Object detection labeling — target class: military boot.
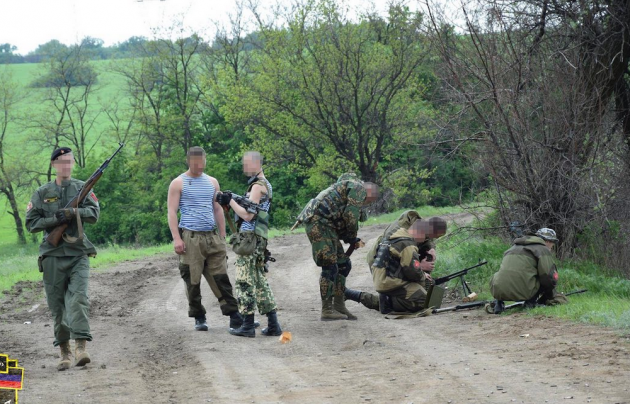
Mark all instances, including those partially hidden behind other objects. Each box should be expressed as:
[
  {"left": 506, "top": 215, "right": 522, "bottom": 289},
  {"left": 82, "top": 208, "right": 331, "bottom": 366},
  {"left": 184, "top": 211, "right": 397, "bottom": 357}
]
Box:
[
  {"left": 195, "top": 316, "right": 209, "bottom": 331},
  {"left": 333, "top": 295, "right": 357, "bottom": 320},
  {"left": 57, "top": 341, "right": 72, "bottom": 371},
  {"left": 333, "top": 275, "right": 357, "bottom": 320},
  {"left": 229, "top": 311, "right": 260, "bottom": 329},
  {"left": 74, "top": 339, "right": 91, "bottom": 367},
  {"left": 379, "top": 293, "right": 393, "bottom": 314},
  {"left": 261, "top": 310, "right": 283, "bottom": 336},
  {"left": 229, "top": 314, "right": 256, "bottom": 338},
  {"left": 344, "top": 288, "right": 363, "bottom": 303},
  {"left": 321, "top": 297, "right": 348, "bottom": 321},
  {"left": 493, "top": 299, "right": 505, "bottom": 314}
]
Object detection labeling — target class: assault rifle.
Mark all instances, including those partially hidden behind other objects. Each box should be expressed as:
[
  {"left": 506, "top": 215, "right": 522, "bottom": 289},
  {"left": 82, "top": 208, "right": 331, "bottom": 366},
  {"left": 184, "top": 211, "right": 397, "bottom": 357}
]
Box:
[
  {"left": 221, "top": 191, "right": 264, "bottom": 214},
  {"left": 423, "top": 260, "right": 488, "bottom": 310},
  {"left": 501, "top": 288, "right": 588, "bottom": 311},
  {"left": 46, "top": 143, "right": 124, "bottom": 247},
  {"left": 434, "top": 289, "right": 589, "bottom": 315}
]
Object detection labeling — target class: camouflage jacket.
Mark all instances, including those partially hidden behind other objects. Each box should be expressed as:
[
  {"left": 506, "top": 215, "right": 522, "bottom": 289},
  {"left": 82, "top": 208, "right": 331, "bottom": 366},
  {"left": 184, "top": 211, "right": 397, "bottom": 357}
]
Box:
[
  {"left": 25, "top": 179, "right": 100, "bottom": 257},
  {"left": 489, "top": 236, "right": 558, "bottom": 301},
  {"left": 296, "top": 173, "right": 368, "bottom": 241}
]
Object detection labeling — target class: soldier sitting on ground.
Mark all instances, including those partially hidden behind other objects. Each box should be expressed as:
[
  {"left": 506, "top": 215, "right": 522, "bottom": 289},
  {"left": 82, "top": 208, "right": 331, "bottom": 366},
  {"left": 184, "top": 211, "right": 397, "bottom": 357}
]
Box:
[
  {"left": 345, "top": 213, "right": 447, "bottom": 314},
  {"left": 490, "top": 227, "right": 568, "bottom": 314}
]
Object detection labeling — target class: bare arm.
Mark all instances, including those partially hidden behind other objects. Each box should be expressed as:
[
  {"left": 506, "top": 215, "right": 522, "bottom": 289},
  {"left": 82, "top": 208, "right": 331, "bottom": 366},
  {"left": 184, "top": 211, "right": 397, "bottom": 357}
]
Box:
[
  {"left": 229, "top": 184, "right": 265, "bottom": 223},
  {"left": 210, "top": 177, "right": 226, "bottom": 238},
  {"left": 167, "top": 177, "right": 185, "bottom": 254}
]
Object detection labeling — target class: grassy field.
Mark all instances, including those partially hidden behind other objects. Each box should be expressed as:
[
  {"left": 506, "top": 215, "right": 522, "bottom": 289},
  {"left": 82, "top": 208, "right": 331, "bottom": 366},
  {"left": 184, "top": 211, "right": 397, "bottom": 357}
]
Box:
[{"left": 0, "top": 60, "right": 131, "bottom": 246}]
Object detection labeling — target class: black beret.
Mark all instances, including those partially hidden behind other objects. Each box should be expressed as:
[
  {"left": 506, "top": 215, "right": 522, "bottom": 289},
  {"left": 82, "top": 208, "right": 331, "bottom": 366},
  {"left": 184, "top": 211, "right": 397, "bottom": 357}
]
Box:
[{"left": 51, "top": 147, "right": 72, "bottom": 161}]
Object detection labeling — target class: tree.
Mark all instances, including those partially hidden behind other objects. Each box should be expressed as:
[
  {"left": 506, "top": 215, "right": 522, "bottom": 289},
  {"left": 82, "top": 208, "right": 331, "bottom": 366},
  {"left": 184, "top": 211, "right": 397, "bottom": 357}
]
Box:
[
  {"left": 31, "top": 43, "right": 103, "bottom": 175},
  {"left": 0, "top": 68, "right": 29, "bottom": 243},
  {"left": 426, "top": 0, "right": 630, "bottom": 255},
  {"left": 224, "top": 0, "right": 432, "bottom": 186}
]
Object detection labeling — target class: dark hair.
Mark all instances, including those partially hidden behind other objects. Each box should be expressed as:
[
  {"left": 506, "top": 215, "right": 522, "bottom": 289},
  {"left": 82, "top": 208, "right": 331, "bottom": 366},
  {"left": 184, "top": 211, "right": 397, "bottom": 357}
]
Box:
[
  {"left": 428, "top": 217, "right": 448, "bottom": 234},
  {"left": 187, "top": 146, "right": 206, "bottom": 158}
]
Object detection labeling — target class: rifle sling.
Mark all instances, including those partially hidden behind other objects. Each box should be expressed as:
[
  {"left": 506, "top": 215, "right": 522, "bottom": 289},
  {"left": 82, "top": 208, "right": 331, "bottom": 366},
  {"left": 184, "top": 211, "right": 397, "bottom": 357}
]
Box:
[{"left": 62, "top": 208, "right": 84, "bottom": 244}]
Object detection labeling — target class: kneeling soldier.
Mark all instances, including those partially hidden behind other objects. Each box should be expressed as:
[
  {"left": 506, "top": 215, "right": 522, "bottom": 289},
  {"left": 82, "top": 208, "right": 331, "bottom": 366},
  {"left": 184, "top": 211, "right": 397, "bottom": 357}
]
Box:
[
  {"left": 345, "top": 213, "right": 446, "bottom": 313},
  {"left": 490, "top": 228, "right": 566, "bottom": 314}
]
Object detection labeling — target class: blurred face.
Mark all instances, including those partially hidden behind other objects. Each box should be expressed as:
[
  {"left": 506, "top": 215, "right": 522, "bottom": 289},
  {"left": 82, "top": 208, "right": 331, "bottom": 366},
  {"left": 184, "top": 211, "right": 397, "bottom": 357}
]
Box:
[
  {"left": 51, "top": 153, "right": 74, "bottom": 178},
  {"left": 409, "top": 221, "right": 429, "bottom": 242},
  {"left": 364, "top": 183, "right": 379, "bottom": 204},
  {"left": 544, "top": 240, "right": 555, "bottom": 251},
  {"left": 243, "top": 155, "right": 261, "bottom": 176},
  {"left": 187, "top": 155, "right": 206, "bottom": 175}
]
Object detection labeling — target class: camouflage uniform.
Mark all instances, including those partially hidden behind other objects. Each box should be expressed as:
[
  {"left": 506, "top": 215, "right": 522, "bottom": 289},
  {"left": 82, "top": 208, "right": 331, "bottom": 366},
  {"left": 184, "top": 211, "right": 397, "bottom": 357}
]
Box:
[
  {"left": 490, "top": 235, "right": 559, "bottom": 304},
  {"left": 25, "top": 179, "right": 100, "bottom": 346},
  {"left": 234, "top": 180, "right": 277, "bottom": 316},
  {"left": 235, "top": 235, "right": 277, "bottom": 315},
  {"left": 353, "top": 211, "right": 435, "bottom": 313},
  {"left": 299, "top": 173, "right": 369, "bottom": 319}
]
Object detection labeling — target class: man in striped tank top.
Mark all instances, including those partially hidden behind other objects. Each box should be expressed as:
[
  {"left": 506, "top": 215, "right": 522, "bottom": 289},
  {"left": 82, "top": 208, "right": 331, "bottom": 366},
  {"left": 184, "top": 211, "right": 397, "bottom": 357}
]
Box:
[
  {"left": 219, "top": 152, "right": 282, "bottom": 338},
  {"left": 167, "top": 147, "right": 250, "bottom": 331}
]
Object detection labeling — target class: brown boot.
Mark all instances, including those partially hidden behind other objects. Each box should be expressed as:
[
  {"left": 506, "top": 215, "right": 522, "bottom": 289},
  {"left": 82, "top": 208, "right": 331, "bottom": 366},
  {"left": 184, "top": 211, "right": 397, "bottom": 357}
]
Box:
[
  {"left": 333, "top": 295, "right": 357, "bottom": 320},
  {"left": 57, "top": 341, "right": 72, "bottom": 371},
  {"left": 321, "top": 297, "right": 348, "bottom": 321},
  {"left": 74, "top": 339, "right": 91, "bottom": 367}
]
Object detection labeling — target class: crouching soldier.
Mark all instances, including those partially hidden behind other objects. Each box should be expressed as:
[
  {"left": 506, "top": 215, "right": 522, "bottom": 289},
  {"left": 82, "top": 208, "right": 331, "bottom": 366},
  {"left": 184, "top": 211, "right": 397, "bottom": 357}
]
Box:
[
  {"left": 490, "top": 228, "right": 567, "bottom": 314},
  {"left": 345, "top": 213, "right": 447, "bottom": 314}
]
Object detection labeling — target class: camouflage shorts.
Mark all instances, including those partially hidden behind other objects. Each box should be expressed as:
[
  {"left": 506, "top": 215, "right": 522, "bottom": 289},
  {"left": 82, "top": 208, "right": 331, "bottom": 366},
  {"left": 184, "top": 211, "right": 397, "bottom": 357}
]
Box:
[{"left": 305, "top": 220, "right": 350, "bottom": 267}]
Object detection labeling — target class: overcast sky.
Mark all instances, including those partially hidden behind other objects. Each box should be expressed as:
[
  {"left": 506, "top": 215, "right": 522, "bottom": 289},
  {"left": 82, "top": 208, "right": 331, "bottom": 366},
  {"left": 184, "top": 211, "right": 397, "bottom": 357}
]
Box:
[{"left": 0, "top": 0, "right": 416, "bottom": 55}]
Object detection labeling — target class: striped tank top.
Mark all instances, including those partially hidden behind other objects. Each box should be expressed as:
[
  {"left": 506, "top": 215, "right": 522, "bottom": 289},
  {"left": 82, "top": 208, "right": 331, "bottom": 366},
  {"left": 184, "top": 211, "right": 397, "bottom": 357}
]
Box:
[
  {"left": 240, "top": 179, "right": 272, "bottom": 232},
  {"left": 178, "top": 173, "right": 216, "bottom": 232}
]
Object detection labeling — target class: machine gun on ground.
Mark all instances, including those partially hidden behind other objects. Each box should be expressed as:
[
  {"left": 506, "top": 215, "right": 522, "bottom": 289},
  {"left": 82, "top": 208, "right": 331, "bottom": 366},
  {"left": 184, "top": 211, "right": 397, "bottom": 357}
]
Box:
[{"left": 423, "top": 260, "right": 488, "bottom": 310}]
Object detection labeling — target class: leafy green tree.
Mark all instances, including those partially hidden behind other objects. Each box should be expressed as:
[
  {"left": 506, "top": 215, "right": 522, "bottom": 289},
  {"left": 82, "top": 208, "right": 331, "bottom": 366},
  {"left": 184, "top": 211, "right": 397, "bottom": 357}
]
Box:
[{"left": 224, "top": 0, "right": 432, "bottom": 185}]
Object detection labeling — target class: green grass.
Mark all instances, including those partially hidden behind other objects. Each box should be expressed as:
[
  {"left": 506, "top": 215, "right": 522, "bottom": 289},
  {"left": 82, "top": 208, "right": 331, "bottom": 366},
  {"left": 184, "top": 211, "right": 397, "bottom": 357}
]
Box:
[
  {"left": 0, "top": 243, "right": 172, "bottom": 293},
  {"left": 433, "top": 229, "right": 630, "bottom": 331},
  {"left": 0, "top": 60, "right": 131, "bottom": 246}
]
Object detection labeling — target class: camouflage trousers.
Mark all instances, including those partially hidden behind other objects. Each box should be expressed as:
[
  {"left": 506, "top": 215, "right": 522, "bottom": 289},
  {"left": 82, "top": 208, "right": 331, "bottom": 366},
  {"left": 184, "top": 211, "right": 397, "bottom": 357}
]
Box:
[
  {"left": 235, "top": 234, "right": 278, "bottom": 315},
  {"left": 305, "top": 220, "right": 350, "bottom": 267},
  {"left": 360, "top": 280, "right": 432, "bottom": 313}
]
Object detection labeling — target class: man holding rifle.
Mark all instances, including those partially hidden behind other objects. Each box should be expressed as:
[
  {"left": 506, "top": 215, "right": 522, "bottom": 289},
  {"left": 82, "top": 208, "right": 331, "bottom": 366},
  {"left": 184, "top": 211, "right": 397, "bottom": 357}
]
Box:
[
  {"left": 25, "top": 147, "right": 100, "bottom": 370},
  {"left": 216, "top": 151, "right": 282, "bottom": 338},
  {"left": 345, "top": 213, "right": 447, "bottom": 314}
]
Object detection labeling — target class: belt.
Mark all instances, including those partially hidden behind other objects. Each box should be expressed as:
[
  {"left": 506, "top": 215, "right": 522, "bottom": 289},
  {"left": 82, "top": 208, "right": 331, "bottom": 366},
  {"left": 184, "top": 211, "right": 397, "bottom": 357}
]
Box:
[{"left": 181, "top": 228, "right": 217, "bottom": 235}]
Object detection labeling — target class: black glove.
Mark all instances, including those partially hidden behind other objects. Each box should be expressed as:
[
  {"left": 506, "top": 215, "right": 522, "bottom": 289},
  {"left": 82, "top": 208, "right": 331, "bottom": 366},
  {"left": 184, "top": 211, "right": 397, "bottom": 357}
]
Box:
[
  {"left": 343, "top": 237, "right": 361, "bottom": 245},
  {"left": 216, "top": 191, "right": 232, "bottom": 206},
  {"left": 55, "top": 208, "right": 75, "bottom": 224}
]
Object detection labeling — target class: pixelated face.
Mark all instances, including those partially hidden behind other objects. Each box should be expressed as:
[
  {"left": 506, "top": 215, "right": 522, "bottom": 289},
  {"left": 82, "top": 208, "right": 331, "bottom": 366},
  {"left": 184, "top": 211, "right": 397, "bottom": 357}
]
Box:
[
  {"left": 364, "top": 183, "right": 379, "bottom": 204},
  {"left": 409, "top": 221, "right": 429, "bottom": 242},
  {"left": 544, "top": 240, "right": 555, "bottom": 251},
  {"left": 187, "top": 155, "right": 206, "bottom": 174},
  {"left": 242, "top": 154, "right": 261, "bottom": 176},
  {"left": 52, "top": 153, "right": 74, "bottom": 177}
]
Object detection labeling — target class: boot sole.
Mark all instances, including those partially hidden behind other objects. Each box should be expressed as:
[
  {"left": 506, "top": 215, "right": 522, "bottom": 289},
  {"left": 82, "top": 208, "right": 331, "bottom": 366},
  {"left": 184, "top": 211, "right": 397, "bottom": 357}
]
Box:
[
  {"left": 229, "top": 332, "right": 255, "bottom": 338},
  {"left": 57, "top": 361, "right": 71, "bottom": 371},
  {"left": 75, "top": 356, "right": 91, "bottom": 367}
]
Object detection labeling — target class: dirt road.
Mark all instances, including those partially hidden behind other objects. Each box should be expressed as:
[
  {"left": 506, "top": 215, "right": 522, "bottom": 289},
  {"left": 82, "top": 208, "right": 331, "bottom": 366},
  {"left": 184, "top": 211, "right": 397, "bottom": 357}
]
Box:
[{"left": 1, "top": 220, "right": 629, "bottom": 404}]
